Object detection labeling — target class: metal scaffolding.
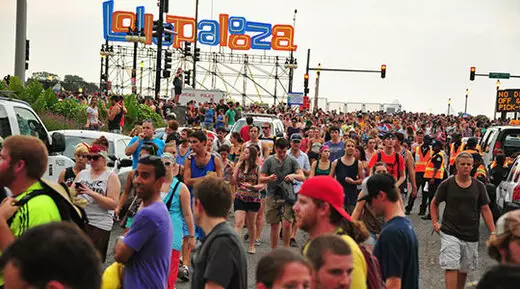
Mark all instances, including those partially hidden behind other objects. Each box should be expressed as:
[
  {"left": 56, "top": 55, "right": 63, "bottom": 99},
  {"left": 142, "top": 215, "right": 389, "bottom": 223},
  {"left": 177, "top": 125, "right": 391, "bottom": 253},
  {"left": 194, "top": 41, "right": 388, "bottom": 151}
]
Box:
[{"left": 100, "top": 43, "right": 293, "bottom": 105}]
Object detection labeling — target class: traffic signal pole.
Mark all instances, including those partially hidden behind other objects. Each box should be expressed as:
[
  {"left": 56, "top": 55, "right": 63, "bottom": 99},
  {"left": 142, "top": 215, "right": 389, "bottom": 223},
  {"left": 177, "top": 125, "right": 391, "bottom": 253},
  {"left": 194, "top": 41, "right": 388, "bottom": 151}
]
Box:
[
  {"left": 154, "top": 0, "right": 165, "bottom": 100},
  {"left": 14, "top": 0, "right": 27, "bottom": 82},
  {"left": 192, "top": 0, "right": 200, "bottom": 88}
]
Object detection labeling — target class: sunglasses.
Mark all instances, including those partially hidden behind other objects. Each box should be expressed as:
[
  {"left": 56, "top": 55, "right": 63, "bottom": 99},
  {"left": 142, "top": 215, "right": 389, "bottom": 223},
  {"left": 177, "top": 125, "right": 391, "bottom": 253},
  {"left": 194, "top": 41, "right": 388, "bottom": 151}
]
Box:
[
  {"left": 87, "top": 155, "right": 101, "bottom": 161},
  {"left": 262, "top": 127, "right": 270, "bottom": 129},
  {"left": 76, "top": 154, "right": 88, "bottom": 158}
]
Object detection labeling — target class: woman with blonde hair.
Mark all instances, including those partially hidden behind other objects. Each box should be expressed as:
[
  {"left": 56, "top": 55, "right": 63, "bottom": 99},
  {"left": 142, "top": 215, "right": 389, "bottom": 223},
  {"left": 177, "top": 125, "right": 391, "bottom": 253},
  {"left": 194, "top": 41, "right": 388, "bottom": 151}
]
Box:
[{"left": 58, "top": 142, "right": 89, "bottom": 187}]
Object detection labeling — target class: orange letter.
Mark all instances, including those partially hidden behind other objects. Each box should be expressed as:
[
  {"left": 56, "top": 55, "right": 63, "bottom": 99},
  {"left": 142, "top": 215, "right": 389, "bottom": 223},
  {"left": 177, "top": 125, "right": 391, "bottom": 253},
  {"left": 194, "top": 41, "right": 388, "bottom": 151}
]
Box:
[
  {"left": 228, "top": 34, "right": 251, "bottom": 50},
  {"left": 112, "top": 11, "right": 136, "bottom": 33},
  {"left": 219, "top": 14, "right": 229, "bottom": 47},
  {"left": 271, "top": 24, "right": 297, "bottom": 51},
  {"left": 166, "top": 15, "right": 196, "bottom": 48},
  {"left": 143, "top": 13, "right": 154, "bottom": 45}
]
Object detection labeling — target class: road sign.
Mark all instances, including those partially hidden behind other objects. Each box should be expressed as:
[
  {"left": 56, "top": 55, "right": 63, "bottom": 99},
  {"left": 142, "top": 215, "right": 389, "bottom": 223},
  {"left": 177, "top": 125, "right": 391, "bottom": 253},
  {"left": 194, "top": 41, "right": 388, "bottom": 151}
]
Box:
[
  {"left": 496, "top": 89, "right": 520, "bottom": 112},
  {"left": 489, "top": 72, "right": 511, "bottom": 79},
  {"left": 288, "top": 92, "right": 304, "bottom": 105}
]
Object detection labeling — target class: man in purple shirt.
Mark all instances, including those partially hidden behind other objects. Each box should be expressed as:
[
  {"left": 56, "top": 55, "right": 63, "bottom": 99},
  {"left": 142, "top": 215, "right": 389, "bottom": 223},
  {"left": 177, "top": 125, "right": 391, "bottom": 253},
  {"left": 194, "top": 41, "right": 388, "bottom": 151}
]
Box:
[{"left": 114, "top": 156, "right": 173, "bottom": 289}]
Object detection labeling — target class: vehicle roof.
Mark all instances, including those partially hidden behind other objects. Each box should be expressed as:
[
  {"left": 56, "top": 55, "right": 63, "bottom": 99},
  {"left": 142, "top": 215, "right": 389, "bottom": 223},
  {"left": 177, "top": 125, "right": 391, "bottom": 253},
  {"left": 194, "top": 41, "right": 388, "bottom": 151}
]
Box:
[
  {"left": 239, "top": 115, "right": 281, "bottom": 122},
  {"left": 0, "top": 95, "right": 30, "bottom": 106},
  {"left": 486, "top": 126, "right": 520, "bottom": 130},
  {"left": 243, "top": 113, "right": 278, "bottom": 118},
  {"left": 50, "top": 130, "right": 132, "bottom": 141}
]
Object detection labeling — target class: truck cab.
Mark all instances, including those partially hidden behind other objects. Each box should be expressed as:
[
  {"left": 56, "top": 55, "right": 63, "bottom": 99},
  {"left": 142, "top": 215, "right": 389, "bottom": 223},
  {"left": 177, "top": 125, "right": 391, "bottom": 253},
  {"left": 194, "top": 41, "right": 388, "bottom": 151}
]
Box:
[{"left": 0, "top": 95, "right": 73, "bottom": 183}]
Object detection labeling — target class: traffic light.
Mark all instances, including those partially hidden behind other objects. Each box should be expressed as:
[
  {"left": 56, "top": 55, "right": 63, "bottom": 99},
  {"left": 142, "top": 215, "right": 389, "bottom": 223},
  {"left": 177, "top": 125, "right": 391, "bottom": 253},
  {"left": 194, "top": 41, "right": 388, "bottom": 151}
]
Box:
[
  {"left": 184, "top": 70, "right": 191, "bottom": 85},
  {"left": 470, "top": 66, "right": 476, "bottom": 81},
  {"left": 152, "top": 20, "right": 161, "bottom": 38},
  {"left": 163, "top": 50, "right": 172, "bottom": 78},
  {"left": 381, "top": 64, "right": 386, "bottom": 79},
  {"left": 194, "top": 47, "right": 201, "bottom": 62},
  {"left": 183, "top": 42, "right": 192, "bottom": 57},
  {"left": 303, "top": 74, "right": 309, "bottom": 95}
]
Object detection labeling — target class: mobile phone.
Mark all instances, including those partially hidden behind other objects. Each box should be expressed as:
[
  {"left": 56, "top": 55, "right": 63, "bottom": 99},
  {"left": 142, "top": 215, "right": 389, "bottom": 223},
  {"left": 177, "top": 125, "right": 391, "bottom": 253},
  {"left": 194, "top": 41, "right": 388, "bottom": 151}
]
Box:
[{"left": 75, "top": 182, "right": 83, "bottom": 190}]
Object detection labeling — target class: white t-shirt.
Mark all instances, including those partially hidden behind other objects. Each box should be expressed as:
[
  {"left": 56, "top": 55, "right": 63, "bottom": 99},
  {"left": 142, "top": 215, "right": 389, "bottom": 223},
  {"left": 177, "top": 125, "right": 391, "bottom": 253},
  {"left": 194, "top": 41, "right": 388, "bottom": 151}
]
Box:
[{"left": 86, "top": 106, "right": 99, "bottom": 125}]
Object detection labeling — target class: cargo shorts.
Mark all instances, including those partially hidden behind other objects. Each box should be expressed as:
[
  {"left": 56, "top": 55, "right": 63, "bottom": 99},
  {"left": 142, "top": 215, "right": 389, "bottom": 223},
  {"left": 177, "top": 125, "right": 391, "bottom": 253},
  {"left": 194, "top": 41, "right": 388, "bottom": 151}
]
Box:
[
  {"left": 439, "top": 232, "right": 478, "bottom": 273},
  {"left": 264, "top": 195, "right": 294, "bottom": 224}
]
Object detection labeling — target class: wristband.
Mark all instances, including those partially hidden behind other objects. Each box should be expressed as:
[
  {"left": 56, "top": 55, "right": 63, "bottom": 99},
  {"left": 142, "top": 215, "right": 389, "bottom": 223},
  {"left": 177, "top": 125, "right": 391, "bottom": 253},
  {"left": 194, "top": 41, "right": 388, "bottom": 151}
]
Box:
[
  {"left": 490, "top": 232, "right": 496, "bottom": 235},
  {"left": 186, "top": 235, "right": 195, "bottom": 238}
]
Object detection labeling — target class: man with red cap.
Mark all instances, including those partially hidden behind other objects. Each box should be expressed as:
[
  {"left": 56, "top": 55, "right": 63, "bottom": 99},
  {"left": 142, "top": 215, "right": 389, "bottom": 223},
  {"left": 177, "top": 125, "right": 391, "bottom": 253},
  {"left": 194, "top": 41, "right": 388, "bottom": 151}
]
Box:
[{"left": 293, "top": 176, "right": 368, "bottom": 289}]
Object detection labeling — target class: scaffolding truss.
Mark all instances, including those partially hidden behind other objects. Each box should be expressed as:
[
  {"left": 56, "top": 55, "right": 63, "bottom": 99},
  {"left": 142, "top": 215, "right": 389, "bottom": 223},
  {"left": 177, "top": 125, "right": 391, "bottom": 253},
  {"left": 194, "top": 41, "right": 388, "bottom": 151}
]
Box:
[{"left": 101, "top": 43, "right": 294, "bottom": 104}]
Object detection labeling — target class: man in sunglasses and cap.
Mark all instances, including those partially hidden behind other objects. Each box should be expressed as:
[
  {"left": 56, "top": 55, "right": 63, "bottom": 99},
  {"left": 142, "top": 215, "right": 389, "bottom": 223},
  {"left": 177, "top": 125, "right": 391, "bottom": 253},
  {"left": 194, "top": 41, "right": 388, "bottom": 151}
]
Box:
[
  {"left": 126, "top": 120, "right": 165, "bottom": 169},
  {"left": 359, "top": 173, "right": 419, "bottom": 289}
]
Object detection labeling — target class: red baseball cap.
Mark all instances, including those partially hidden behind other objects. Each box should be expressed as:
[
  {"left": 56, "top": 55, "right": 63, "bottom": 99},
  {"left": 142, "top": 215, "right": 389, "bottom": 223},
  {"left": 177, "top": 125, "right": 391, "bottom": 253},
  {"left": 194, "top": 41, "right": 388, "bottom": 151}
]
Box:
[{"left": 298, "top": 176, "right": 352, "bottom": 222}]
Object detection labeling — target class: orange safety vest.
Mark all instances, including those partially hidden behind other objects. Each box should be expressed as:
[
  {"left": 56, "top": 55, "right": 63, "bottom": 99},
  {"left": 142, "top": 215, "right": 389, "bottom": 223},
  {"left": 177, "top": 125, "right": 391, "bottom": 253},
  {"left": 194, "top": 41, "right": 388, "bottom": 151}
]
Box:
[
  {"left": 473, "top": 164, "right": 488, "bottom": 180},
  {"left": 415, "top": 146, "right": 432, "bottom": 173},
  {"left": 449, "top": 142, "right": 465, "bottom": 166},
  {"left": 424, "top": 151, "right": 445, "bottom": 179}
]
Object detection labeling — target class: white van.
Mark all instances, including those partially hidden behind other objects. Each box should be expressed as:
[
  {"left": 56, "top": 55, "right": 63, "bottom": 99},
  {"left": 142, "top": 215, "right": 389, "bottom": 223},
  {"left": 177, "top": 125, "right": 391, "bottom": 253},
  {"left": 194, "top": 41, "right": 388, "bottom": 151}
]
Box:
[
  {"left": 479, "top": 125, "right": 520, "bottom": 167},
  {"left": 0, "top": 95, "right": 73, "bottom": 183}
]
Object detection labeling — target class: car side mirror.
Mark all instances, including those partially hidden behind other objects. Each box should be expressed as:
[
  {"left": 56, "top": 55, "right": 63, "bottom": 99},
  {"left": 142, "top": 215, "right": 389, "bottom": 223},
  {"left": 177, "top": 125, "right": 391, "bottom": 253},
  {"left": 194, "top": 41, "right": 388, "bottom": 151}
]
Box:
[
  {"left": 118, "top": 159, "right": 133, "bottom": 168},
  {"left": 50, "top": 132, "right": 66, "bottom": 153}
]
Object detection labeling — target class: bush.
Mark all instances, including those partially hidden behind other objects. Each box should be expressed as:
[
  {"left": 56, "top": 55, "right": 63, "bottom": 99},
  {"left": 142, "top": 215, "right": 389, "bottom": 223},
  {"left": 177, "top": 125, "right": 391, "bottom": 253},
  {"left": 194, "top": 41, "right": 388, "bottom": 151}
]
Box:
[
  {"left": 39, "top": 110, "right": 83, "bottom": 131},
  {"left": 52, "top": 99, "right": 88, "bottom": 125}
]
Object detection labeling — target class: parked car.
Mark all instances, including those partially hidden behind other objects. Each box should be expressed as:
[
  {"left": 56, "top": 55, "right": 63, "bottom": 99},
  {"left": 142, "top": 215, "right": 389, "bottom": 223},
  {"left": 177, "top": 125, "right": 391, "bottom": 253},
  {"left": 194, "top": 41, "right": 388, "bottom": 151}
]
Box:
[
  {"left": 496, "top": 155, "right": 520, "bottom": 215},
  {"left": 0, "top": 95, "right": 70, "bottom": 183},
  {"left": 50, "top": 130, "right": 133, "bottom": 189},
  {"left": 155, "top": 126, "right": 218, "bottom": 142},
  {"left": 225, "top": 113, "right": 285, "bottom": 142},
  {"left": 479, "top": 125, "right": 520, "bottom": 167}
]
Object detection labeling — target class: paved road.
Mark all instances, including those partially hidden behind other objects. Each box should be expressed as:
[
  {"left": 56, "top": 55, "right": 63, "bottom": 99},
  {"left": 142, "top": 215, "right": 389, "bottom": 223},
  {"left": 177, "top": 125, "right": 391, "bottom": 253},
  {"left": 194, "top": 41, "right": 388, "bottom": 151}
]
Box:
[{"left": 105, "top": 200, "right": 496, "bottom": 289}]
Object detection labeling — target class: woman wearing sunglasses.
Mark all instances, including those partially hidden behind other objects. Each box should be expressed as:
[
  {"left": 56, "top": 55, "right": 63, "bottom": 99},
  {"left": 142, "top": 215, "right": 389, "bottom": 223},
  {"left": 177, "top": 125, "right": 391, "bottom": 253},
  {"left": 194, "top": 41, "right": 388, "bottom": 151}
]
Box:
[
  {"left": 160, "top": 152, "right": 195, "bottom": 289},
  {"left": 58, "top": 142, "right": 89, "bottom": 187},
  {"left": 73, "top": 137, "right": 121, "bottom": 262}
]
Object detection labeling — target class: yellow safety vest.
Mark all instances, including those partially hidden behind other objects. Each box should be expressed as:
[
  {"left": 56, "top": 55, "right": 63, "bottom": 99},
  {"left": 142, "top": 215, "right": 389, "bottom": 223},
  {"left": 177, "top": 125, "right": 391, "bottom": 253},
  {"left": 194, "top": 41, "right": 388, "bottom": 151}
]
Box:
[
  {"left": 415, "top": 146, "right": 432, "bottom": 173},
  {"left": 449, "top": 142, "right": 465, "bottom": 166}
]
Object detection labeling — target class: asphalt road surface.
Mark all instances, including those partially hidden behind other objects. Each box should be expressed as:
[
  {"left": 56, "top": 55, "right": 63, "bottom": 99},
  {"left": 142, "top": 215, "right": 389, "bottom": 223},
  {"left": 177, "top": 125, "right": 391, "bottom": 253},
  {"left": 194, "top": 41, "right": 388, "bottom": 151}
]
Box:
[{"left": 105, "top": 199, "right": 496, "bottom": 289}]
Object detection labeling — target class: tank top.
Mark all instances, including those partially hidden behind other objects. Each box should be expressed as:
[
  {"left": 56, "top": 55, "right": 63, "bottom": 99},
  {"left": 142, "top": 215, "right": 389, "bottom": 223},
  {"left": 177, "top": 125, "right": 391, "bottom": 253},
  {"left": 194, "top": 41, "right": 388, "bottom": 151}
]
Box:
[
  {"left": 108, "top": 106, "right": 123, "bottom": 131},
  {"left": 260, "top": 136, "right": 275, "bottom": 154},
  {"left": 162, "top": 178, "right": 184, "bottom": 251},
  {"left": 189, "top": 154, "right": 216, "bottom": 190},
  {"left": 76, "top": 169, "right": 113, "bottom": 231},
  {"left": 334, "top": 158, "right": 359, "bottom": 207},
  {"left": 176, "top": 146, "right": 192, "bottom": 166},
  {"left": 63, "top": 167, "right": 76, "bottom": 187},
  {"left": 314, "top": 159, "right": 332, "bottom": 176}
]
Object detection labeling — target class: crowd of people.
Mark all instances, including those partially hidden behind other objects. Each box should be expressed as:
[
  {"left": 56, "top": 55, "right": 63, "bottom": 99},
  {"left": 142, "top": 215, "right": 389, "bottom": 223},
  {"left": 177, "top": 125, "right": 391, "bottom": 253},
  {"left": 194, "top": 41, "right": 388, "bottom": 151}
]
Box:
[{"left": 0, "top": 95, "right": 519, "bottom": 289}]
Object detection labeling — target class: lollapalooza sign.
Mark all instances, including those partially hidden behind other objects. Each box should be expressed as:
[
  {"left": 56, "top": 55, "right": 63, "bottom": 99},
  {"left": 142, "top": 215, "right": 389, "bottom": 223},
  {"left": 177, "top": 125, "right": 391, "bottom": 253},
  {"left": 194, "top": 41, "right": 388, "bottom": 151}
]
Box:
[{"left": 102, "top": 0, "right": 297, "bottom": 51}]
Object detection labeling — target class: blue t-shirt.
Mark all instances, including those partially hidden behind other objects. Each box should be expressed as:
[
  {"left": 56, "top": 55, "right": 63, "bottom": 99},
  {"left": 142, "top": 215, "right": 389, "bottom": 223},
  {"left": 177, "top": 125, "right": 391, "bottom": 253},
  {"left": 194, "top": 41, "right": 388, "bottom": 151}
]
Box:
[
  {"left": 123, "top": 201, "right": 173, "bottom": 289},
  {"left": 128, "top": 137, "right": 165, "bottom": 169},
  {"left": 373, "top": 216, "right": 419, "bottom": 289},
  {"left": 325, "top": 140, "right": 345, "bottom": 162},
  {"left": 205, "top": 108, "right": 215, "bottom": 125}
]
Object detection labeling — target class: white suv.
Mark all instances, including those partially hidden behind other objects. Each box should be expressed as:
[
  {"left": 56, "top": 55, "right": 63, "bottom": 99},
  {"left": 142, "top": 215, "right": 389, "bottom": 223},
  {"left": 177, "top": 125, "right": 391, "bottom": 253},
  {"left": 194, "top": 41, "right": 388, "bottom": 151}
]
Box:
[{"left": 496, "top": 155, "right": 520, "bottom": 214}]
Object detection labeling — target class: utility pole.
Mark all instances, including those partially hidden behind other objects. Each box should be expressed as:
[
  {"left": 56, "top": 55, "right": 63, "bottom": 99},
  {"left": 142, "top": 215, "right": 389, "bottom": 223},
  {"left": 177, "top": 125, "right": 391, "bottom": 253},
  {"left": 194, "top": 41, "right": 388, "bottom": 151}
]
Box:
[
  {"left": 447, "top": 98, "right": 451, "bottom": 116},
  {"left": 131, "top": 19, "right": 140, "bottom": 95},
  {"left": 154, "top": 0, "right": 165, "bottom": 100},
  {"left": 314, "top": 63, "right": 321, "bottom": 108},
  {"left": 139, "top": 61, "right": 144, "bottom": 95},
  {"left": 495, "top": 80, "right": 500, "bottom": 120},
  {"left": 287, "top": 9, "right": 297, "bottom": 93},
  {"left": 14, "top": 0, "right": 27, "bottom": 82},
  {"left": 464, "top": 89, "right": 468, "bottom": 114},
  {"left": 192, "top": 0, "right": 200, "bottom": 89}
]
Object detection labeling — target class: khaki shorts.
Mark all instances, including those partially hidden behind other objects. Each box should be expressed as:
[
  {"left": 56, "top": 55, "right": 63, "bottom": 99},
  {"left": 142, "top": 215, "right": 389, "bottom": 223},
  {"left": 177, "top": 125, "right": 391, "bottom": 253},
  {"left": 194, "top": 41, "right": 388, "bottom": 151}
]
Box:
[
  {"left": 439, "top": 232, "right": 478, "bottom": 273},
  {"left": 264, "top": 195, "right": 294, "bottom": 224}
]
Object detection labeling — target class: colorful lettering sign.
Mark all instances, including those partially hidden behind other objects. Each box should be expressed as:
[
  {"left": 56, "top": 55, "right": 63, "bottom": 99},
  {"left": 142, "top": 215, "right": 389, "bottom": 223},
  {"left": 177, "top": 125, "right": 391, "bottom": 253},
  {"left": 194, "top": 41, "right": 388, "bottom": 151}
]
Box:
[{"left": 102, "top": 0, "right": 297, "bottom": 51}]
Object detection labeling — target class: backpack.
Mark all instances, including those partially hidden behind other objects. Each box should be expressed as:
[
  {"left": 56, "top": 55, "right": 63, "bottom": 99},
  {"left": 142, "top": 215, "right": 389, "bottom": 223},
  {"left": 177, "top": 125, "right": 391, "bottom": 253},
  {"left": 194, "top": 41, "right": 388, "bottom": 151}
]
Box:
[
  {"left": 8, "top": 179, "right": 88, "bottom": 231},
  {"left": 359, "top": 245, "right": 387, "bottom": 289},
  {"left": 164, "top": 179, "right": 182, "bottom": 211},
  {"left": 377, "top": 152, "right": 401, "bottom": 179}
]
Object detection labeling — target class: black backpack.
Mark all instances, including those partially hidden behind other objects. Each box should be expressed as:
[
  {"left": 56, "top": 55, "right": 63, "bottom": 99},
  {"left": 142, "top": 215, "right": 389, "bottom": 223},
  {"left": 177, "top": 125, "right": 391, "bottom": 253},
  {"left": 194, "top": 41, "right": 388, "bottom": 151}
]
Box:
[
  {"left": 7, "top": 179, "right": 88, "bottom": 231},
  {"left": 377, "top": 152, "right": 401, "bottom": 179}
]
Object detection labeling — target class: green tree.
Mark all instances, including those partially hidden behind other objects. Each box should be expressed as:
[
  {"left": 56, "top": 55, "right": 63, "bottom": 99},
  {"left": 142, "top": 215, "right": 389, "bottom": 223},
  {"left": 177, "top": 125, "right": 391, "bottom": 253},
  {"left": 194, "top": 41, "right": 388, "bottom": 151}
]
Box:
[{"left": 62, "top": 74, "right": 86, "bottom": 92}]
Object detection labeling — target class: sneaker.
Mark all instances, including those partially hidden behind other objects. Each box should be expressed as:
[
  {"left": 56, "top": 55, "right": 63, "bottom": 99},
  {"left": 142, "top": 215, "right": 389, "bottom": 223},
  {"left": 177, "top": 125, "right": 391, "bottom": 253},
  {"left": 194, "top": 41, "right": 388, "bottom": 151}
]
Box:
[
  {"left": 255, "top": 239, "right": 262, "bottom": 246},
  {"left": 405, "top": 210, "right": 411, "bottom": 215},
  {"left": 244, "top": 233, "right": 249, "bottom": 241},
  {"left": 418, "top": 211, "right": 426, "bottom": 216},
  {"left": 290, "top": 238, "right": 298, "bottom": 248},
  {"left": 178, "top": 265, "right": 190, "bottom": 282},
  {"left": 421, "top": 214, "right": 431, "bottom": 220}
]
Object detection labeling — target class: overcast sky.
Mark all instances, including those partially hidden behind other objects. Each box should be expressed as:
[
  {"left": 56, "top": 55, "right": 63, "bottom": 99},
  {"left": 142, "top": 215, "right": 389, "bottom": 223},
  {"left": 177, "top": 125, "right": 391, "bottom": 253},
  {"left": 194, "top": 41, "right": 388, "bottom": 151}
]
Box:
[{"left": 1, "top": 0, "right": 520, "bottom": 116}]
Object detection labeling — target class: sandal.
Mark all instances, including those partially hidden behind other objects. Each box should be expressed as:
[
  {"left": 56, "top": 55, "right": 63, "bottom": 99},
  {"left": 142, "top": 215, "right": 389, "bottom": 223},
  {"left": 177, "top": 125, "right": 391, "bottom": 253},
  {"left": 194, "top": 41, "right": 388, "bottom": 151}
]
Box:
[{"left": 248, "top": 247, "right": 256, "bottom": 254}]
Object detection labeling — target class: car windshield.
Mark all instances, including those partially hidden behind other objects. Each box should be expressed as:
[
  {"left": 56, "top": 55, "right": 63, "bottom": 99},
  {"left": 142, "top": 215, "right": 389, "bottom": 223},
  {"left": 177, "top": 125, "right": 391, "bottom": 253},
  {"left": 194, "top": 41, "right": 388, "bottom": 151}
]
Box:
[
  {"left": 231, "top": 119, "right": 271, "bottom": 135},
  {"left": 62, "top": 136, "right": 115, "bottom": 160},
  {"left": 504, "top": 131, "right": 520, "bottom": 157}
]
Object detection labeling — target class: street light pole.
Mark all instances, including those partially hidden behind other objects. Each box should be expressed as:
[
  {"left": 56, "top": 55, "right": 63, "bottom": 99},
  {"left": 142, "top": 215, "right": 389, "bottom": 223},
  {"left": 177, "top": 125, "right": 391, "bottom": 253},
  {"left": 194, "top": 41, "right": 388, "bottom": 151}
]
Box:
[
  {"left": 192, "top": 0, "right": 200, "bottom": 89},
  {"left": 139, "top": 61, "right": 144, "bottom": 95},
  {"left": 288, "top": 9, "right": 297, "bottom": 93},
  {"left": 131, "top": 19, "right": 139, "bottom": 95},
  {"left": 154, "top": 0, "right": 165, "bottom": 100},
  {"left": 447, "top": 98, "right": 451, "bottom": 115},
  {"left": 495, "top": 80, "right": 501, "bottom": 120},
  {"left": 14, "top": 0, "right": 27, "bottom": 82},
  {"left": 464, "top": 89, "right": 468, "bottom": 114}
]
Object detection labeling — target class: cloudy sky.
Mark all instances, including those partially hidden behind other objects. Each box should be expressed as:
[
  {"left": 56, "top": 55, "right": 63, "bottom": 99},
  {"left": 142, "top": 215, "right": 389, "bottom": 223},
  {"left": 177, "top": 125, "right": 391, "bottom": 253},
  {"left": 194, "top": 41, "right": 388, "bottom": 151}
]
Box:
[{"left": 1, "top": 0, "right": 520, "bottom": 116}]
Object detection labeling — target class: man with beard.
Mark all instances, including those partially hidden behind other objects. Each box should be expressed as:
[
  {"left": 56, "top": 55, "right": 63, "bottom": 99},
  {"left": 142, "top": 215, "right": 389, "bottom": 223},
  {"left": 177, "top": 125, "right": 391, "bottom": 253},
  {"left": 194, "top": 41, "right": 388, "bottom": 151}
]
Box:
[
  {"left": 0, "top": 136, "right": 63, "bottom": 287},
  {"left": 359, "top": 173, "right": 419, "bottom": 289},
  {"left": 177, "top": 128, "right": 193, "bottom": 166},
  {"left": 292, "top": 176, "right": 368, "bottom": 289},
  {"left": 114, "top": 155, "right": 173, "bottom": 289},
  {"left": 306, "top": 234, "right": 354, "bottom": 289}
]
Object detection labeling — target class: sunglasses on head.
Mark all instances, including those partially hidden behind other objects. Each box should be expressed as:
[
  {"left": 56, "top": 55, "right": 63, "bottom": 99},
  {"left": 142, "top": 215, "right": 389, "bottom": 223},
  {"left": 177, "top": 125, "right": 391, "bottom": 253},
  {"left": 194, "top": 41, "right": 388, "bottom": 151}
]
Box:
[
  {"left": 87, "top": 155, "right": 101, "bottom": 161},
  {"left": 163, "top": 161, "right": 172, "bottom": 167}
]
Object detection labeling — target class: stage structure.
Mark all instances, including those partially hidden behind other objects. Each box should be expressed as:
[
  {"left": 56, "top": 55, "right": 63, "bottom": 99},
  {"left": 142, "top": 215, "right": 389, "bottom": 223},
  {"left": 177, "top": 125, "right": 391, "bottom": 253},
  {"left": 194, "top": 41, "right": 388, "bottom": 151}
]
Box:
[{"left": 99, "top": 44, "right": 295, "bottom": 106}]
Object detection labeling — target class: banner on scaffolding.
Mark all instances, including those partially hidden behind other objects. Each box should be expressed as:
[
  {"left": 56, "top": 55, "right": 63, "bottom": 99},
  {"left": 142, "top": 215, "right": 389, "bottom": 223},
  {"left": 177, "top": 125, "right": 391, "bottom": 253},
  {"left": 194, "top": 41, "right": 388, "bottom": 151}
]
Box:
[
  {"left": 102, "top": 0, "right": 297, "bottom": 51},
  {"left": 172, "top": 88, "right": 226, "bottom": 106}
]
